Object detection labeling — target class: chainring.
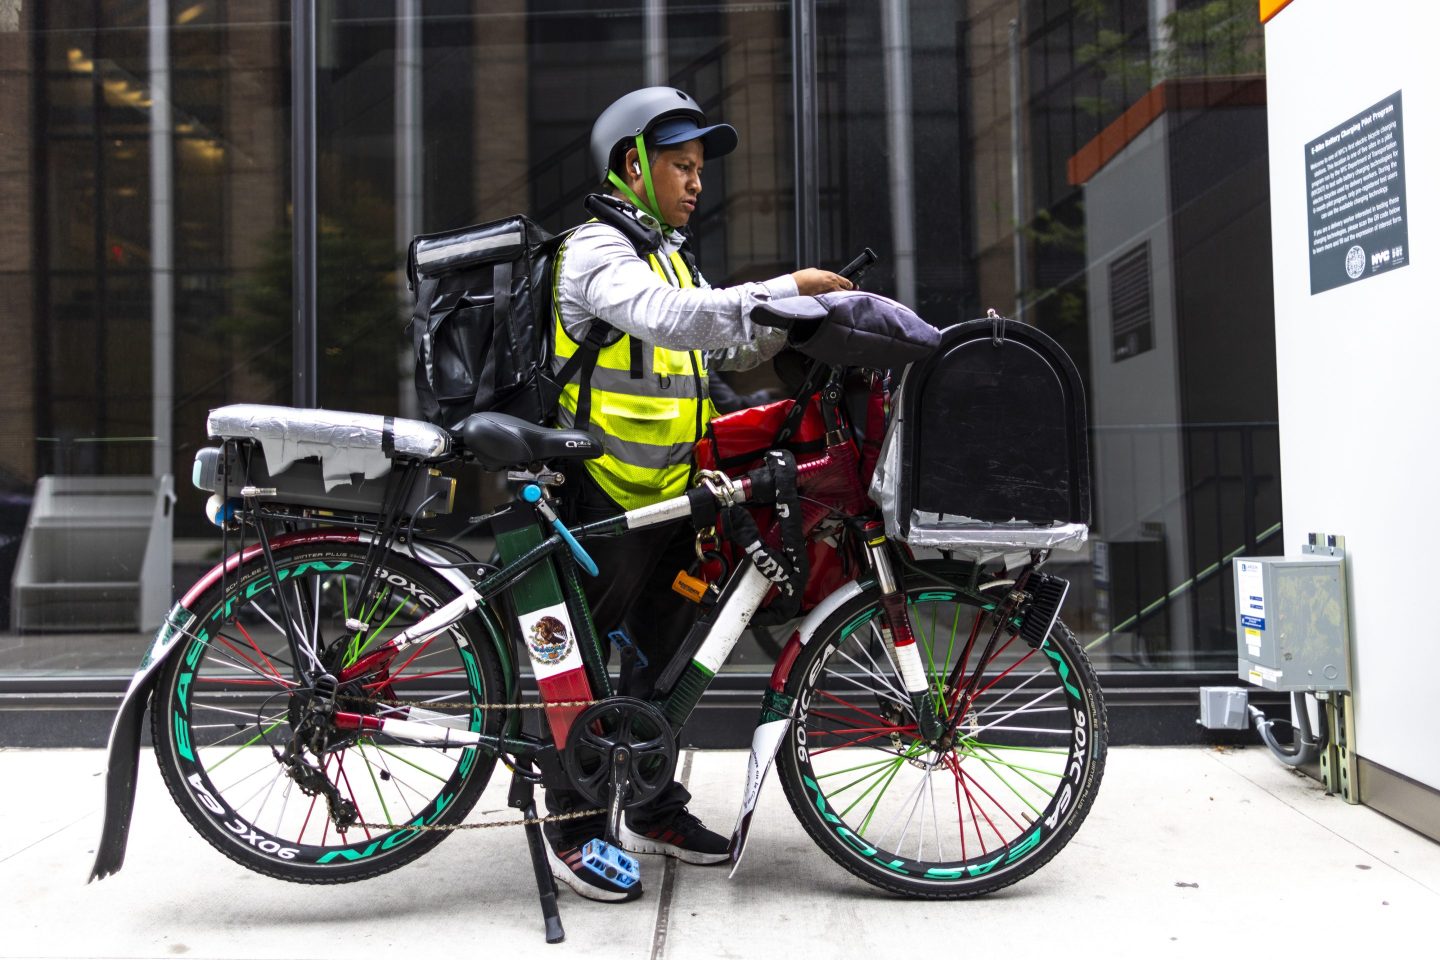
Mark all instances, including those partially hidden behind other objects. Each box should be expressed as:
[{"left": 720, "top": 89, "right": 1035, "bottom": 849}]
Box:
[{"left": 560, "top": 697, "right": 678, "bottom": 807}]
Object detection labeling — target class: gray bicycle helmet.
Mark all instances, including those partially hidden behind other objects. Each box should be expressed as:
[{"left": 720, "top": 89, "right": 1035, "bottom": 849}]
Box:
[{"left": 589, "top": 86, "right": 738, "bottom": 185}]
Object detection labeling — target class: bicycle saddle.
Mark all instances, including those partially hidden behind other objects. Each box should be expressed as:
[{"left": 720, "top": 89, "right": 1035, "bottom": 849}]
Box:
[{"left": 457, "top": 412, "right": 601, "bottom": 469}]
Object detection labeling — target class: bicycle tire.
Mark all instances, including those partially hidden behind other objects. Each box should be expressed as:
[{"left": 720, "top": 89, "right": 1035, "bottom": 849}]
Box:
[
  {"left": 777, "top": 566, "right": 1106, "bottom": 897},
  {"left": 151, "top": 537, "right": 506, "bottom": 883}
]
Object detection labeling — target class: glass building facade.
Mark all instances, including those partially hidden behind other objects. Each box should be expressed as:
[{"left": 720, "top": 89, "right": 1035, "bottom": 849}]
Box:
[{"left": 0, "top": 0, "right": 1277, "bottom": 736}]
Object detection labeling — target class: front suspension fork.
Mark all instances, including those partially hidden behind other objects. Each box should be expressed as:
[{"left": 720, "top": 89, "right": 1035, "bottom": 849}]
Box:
[{"left": 862, "top": 523, "right": 945, "bottom": 742}]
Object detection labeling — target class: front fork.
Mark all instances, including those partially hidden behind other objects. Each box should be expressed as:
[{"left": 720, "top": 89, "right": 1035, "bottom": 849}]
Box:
[{"left": 861, "top": 522, "right": 946, "bottom": 743}]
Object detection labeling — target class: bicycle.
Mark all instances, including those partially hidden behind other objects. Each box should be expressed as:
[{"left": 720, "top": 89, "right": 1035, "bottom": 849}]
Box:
[{"left": 90, "top": 289, "right": 1106, "bottom": 943}]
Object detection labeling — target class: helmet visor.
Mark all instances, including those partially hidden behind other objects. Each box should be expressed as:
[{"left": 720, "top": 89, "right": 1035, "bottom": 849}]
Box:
[{"left": 648, "top": 116, "right": 738, "bottom": 160}]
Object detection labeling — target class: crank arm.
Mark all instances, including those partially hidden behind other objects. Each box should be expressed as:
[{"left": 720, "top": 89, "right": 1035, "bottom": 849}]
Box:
[{"left": 605, "top": 747, "right": 633, "bottom": 846}]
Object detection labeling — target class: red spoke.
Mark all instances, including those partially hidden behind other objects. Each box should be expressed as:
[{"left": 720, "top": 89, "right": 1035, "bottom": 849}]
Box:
[
  {"left": 815, "top": 689, "right": 896, "bottom": 728},
  {"left": 334, "top": 751, "right": 372, "bottom": 842},
  {"left": 945, "top": 611, "right": 988, "bottom": 712},
  {"left": 809, "top": 729, "right": 901, "bottom": 756},
  {"left": 388, "top": 635, "right": 439, "bottom": 683},
  {"left": 954, "top": 634, "right": 1019, "bottom": 712},
  {"left": 378, "top": 667, "right": 464, "bottom": 686},
  {"left": 234, "top": 622, "right": 286, "bottom": 682},
  {"left": 808, "top": 706, "right": 913, "bottom": 735},
  {"left": 955, "top": 636, "right": 1038, "bottom": 720},
  {"left": 948, "top": 753, "right": 989, "bottom": 855},
  {"left": 948, "top": 754, "right": 968, "bottom": 862},
  {"left": 320, "top": 756, "right": 332, "bottom": 847},
  {"left": 974, "top": 641, "right": 1035, "bottom": 696},
  {"left": 809, "top": 722, "right": 914, "bottom": 737},
  {"left": 214, "top": 634, "right": 289, "bottom": 687},
  {"left": 957, "top": 763, "right": 1016, "bottom": 839},
  {"left": 299, "top": 790, "right": 320, "bottom": 845}
]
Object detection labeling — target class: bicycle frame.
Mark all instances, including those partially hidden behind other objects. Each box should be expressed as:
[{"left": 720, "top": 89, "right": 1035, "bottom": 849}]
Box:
[{"left": 330, "top": 458, "right": 826, "bottom": 762}]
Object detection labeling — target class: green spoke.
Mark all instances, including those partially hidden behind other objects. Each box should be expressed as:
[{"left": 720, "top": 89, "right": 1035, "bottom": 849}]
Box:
[
  {"left": 346, "top": 584, "right": 394, "bottom": 664},
  {"left": 918, "top": 601, "right": 940, "bottom": 686},
  {"left": 955, "top": 745, "right": 1065, "bottom": 782},
  {"left": 372, "top": 743, "right": 450, "bottom": 782},
  {"left": 357, "top": 742, "right": 393, "bottom": 826},
  {"left": 969, "top": 745, "right": 1048, "bottom": 816},
  {"left": 351, "top": 593, "right": 415, "bottom": 665},
  {"left": 855, "top": 743, "right": 926, "bottom": 834},
  {"left": 814, "top": 756, "right": 902, "bottom": 780},
  {"left": 964, "top": 740, "right": 1067, "bottom": 756},
  {"left": 370, "top": 595, "right": 415, "bottom": 642},
  {"left": 826, "top": 758, "right": 906, "bottom": 800},
  {"left": 208, "top": 718, "right": 286, "bottom": 772},
  {"left": 848, "top": 759, "right": 904, "bottom": 828},
  {"left": 945, "top": 603, "right": 962, "bottom": 686}
]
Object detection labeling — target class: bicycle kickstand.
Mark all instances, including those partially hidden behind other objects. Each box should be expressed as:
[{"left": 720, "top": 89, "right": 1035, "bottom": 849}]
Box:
[{"left": 509, "top": 757, "right": 565, "bottom": 944}]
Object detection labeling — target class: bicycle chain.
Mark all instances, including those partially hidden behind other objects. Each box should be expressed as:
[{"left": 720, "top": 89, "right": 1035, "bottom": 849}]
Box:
[{"left": 334, "top": 691, "right": 607, "bottom": 832}]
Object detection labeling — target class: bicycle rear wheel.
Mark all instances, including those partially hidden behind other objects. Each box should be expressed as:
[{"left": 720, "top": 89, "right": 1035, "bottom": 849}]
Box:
[
  {"left": 778, "top": 565, "right": 1106, "bottom": 897},
  {"left": 151, "top": 536, "right": 506, "bottom": 882}
]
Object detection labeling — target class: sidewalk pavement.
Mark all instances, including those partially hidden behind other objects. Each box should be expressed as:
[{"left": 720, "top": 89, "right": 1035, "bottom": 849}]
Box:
[{"left": 2, "top": 745, "right": 1437, "bottom": 959}]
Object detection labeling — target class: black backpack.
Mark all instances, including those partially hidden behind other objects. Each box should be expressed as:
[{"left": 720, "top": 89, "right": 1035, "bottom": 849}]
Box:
[{"left": 405, "top": 196, "right": 659, "bottom": 430}]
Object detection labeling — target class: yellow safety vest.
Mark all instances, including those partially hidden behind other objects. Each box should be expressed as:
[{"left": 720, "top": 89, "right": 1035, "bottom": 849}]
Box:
[{"left": 552, "top": 245, "right": 719, "bottom": 510}]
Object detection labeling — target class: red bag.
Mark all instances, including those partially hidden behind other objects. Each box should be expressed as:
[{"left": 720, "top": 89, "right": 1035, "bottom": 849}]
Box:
[{"left": 694, "top": 397, "right": 828, "bottom": 475}]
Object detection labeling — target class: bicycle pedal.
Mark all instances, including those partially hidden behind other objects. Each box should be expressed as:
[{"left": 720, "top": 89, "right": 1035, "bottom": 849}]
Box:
[
  {"left": 1019, "top": 573, "right": 1069, "bottom": 648},
  {"left": 580, "top": 839, "right": 640, "bottom": 889}
]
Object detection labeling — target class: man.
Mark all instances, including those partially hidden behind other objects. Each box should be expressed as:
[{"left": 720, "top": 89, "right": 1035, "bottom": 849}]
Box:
[{"left": 542, "top": 86, "right": 850, "bottom": 902}]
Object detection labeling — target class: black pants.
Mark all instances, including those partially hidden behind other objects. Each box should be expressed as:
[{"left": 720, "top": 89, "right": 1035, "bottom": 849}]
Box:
[{"left": 544, "top": 470, "right": 700, "bottom": 834}]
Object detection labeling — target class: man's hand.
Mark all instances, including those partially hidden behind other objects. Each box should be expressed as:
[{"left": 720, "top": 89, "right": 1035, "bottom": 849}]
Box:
[{"left": 791, "top": 269, "right": 853, "bottom": 296}]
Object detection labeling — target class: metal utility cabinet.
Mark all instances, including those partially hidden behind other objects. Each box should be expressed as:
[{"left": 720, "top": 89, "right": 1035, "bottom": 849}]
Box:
[{"left": 1234, "top": 551, "right": 1350, "bottom": 693}]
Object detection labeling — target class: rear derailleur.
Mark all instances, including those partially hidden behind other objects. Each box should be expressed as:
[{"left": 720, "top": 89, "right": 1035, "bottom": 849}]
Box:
[{"left": 276, "top": 673, "right": 359, "bottom": 833}]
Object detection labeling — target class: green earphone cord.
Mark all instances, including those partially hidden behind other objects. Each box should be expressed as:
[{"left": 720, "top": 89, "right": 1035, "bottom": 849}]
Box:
[{"left": 605, "top": 133, "right": 672, "bottom": 233}]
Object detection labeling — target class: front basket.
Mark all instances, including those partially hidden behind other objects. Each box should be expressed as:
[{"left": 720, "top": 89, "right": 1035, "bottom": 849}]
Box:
[{"left": 870, "top": 316, "right": 1090, "bottom": 559}]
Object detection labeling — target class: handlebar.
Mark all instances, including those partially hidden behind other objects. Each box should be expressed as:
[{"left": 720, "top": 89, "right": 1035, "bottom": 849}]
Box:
[{"left": 604, "top": 448, "right": 836, "bottom": 534}]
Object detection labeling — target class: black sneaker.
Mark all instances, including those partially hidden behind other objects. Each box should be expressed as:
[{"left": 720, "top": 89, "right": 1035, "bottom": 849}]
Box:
[
  {"left": 620, "top": 808, "right": 730, "bottom": 865},
  {"left": 543, "top": 821, "right": 644, "bottom": 903}
]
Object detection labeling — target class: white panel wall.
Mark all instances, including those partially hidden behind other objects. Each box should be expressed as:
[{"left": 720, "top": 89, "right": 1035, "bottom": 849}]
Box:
[{"left": 1266, "top": 0, "right": 1439, "bottom": 789}]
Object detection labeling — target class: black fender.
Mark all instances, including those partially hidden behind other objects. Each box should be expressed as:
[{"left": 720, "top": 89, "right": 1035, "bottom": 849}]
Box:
[{"left": 89, "top": 602, "right": 197, "bottom": 881}]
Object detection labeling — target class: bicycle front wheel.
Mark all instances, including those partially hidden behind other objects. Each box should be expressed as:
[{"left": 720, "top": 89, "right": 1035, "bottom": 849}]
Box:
[
  {"left": 151, "top": 535, "right": 506, "bottom": 882},
  {"left": 778, "top": 565, "right": 1106, "bottom": 897}
]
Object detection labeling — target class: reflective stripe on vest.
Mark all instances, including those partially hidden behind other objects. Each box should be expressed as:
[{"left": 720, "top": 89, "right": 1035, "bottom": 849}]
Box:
[{"left": 552, "top": 242, "right": 717, "bottom": 510}]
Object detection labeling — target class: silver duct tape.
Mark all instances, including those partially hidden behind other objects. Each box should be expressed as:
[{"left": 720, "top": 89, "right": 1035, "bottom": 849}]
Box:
[
  {"left": 206, "top": 404, "right": 450, "bottom": 490},
  {"left": 902, "top": 518, "right": 1088, "bottom": 560}
]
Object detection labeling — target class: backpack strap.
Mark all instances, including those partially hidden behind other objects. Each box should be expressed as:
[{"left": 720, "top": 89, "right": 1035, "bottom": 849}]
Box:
[
  {"left": 629, "top": 336, "right": 645, "bottom": 380},
  {"left": 483, "top": 259, "right": 515, "bottom": 414},
  {"left": 551, "top": 201, "right": 658, "bottom": 430},
  {"left": 553, "top": 319, "right": 615, "bottom": 435},
  {"left": 409, "top": 275, "right": 443, "bottom": 420}
]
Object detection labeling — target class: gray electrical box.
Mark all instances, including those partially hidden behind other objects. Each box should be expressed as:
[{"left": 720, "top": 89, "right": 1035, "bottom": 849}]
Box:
[{"left": 1234, "top": 541, "right": 1350, "bottom": 692}]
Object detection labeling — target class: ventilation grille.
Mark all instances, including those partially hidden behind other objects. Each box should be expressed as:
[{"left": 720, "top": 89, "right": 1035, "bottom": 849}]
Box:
[{"left": 1109, "top": 241, "right": 1153, "bottom": 361}]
